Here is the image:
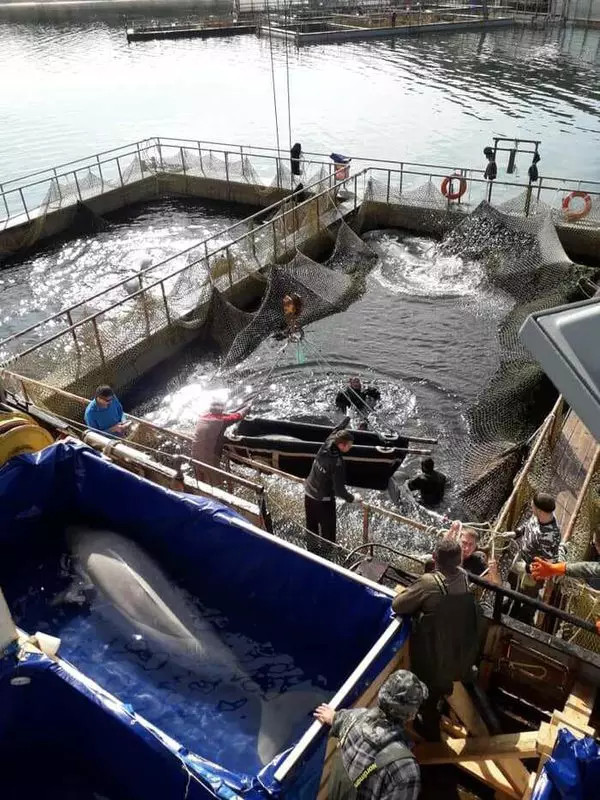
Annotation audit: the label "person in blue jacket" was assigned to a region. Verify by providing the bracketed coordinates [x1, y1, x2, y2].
[84, 385, 129, 437]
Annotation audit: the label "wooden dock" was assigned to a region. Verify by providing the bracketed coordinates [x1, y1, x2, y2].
[126, 23, 255, 43]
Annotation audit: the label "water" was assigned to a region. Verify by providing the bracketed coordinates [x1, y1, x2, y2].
[0, 18, 598, 506]
[11, 547, 327, 776]
[0, 198, 248, 341]
[0, 20, 599, 179]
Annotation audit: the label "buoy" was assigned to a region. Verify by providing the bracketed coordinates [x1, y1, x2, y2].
[441, 174, 468, 201]
[562, 191, 592, 223]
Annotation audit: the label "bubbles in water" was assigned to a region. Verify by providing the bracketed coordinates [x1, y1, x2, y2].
[365, 230, 486, 298]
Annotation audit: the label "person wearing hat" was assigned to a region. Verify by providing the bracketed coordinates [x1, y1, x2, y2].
[192, 400, 249, 482]
[84, 385, 130, 437]
[304, 427, 360, 552]
[335, 376, 381, 416]
[509, 492, 561, 624]
[314, 670, 427, 800]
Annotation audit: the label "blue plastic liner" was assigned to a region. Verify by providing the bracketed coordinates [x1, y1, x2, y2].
[0, 442, 406, 800]
[531, 728, 600, 800]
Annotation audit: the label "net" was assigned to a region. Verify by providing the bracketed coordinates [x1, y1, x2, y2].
[444, 202, 595, 522]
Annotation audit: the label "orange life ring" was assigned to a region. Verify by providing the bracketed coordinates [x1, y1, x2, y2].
[441, 174, 467, 201]
[562, 191, 592, 222]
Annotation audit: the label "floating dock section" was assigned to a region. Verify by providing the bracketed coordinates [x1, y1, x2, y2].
[261, 10, 515, 45]
[126, 22, 256, 43]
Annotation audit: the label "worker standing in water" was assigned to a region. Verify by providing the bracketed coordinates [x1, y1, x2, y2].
[304, 426, 360, 553]
[335, 376, 381, 415]
[407, 457, 447, 508]
[192, 400, 249, 482]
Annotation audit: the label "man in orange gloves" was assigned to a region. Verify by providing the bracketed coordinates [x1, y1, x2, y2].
[531, 529, 600, 632]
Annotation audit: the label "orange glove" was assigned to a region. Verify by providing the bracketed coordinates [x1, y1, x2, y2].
[596, 620, 600, 636]
[530, 558, 566, 581]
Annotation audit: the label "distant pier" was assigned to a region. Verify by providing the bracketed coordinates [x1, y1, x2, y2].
[126, 22, 255, 43]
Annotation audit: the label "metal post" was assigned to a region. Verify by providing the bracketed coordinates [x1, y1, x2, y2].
[136, 143, 144, 176]
[536, 175, 543, 203]
[399, 163, 404, 197]
[362, 503, 370, 545]
[353, 174, 358, 212]
[1, 186, 8, 220]
[160, 280, 171, 325]
[198, 141, 203, 173]
[492, 589, 503, 623]
[73, 171, 83, 202]
[139, 276, 151, 336]
[386, 170, 391, 203]
[19, 189, 30, 221]
[524, 184, 533, 217]
[272, 220, 278, 262]
[180, 146, 186, 176]
[66, 310, 82, 359]
[225, 245, 233, 288]
[96, 154, 105, 188]
[225, 152, 230, 184]
[116, 157, 124, 187]
[91, 317, 106, 367]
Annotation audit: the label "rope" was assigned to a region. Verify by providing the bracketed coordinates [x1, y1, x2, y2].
[265, 4, 282, 165]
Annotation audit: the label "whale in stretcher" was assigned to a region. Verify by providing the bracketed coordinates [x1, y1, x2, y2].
[65, 527, 325, 766]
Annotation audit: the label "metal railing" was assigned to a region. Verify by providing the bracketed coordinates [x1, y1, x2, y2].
[4, 135, 600, 226]
[0, 169, 362, 372]
[0, 138, 330, 227]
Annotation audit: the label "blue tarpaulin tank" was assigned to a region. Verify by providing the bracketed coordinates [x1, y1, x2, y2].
[0, 442, 407, 800]
[531, 728, 600, 800]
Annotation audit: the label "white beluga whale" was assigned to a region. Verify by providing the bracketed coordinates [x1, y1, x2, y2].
[65, 527, 326, 766]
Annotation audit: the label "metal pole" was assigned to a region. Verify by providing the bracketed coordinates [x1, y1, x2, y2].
[399, 162, 404, 197]
[139, 276, 151, 336]
[386, 170, 391, 203]
[198, 141, 203, 173]
[225, 151, 230, 184]
[91, 317, 106, 367]
[272, 220, 278, 262]
[116, 157, 124, 187]
[19, 189, 30, 221]
[362, 503, 370, 545]
[160, 280, 171, 326]
[180, 146, 186, 176]
[1, 186, 8, 220]
[65, 310, 82, 359]
[353, 174, 358, 212]
[225, 245, 233, 288]
[73, 171, 83, 203]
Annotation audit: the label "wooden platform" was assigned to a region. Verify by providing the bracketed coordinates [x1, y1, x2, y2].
[126, 23, 255, 42]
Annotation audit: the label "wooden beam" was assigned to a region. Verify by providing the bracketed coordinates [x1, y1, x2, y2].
[551, 710, 594, 738]
[414, 732, 539, 765]
[447, 682, 532, 796]
[457, 760, 520, 799]
[563, 681, 596, 730]
[536, 723, 559, 757]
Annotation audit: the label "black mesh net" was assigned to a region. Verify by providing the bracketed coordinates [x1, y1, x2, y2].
[445, 203, 596, 521]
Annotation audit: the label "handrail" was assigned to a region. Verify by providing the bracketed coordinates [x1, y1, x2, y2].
[1, 168, 362, 363]
[0, 167, 334, 351]
[3, 134, 600, 211]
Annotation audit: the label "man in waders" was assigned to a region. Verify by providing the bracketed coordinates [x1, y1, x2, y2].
[314, 670, 427, 800]
[392, 539, 484, 741]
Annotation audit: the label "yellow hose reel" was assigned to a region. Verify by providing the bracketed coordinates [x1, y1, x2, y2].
[0, 412, 54, 468]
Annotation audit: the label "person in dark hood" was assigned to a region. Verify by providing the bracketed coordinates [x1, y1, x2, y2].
[335, 376, 381, 415]
[290, 142, 302, 177]
[407, 457, 447, 508]
[314, 670, 427, 800]
[304, 427, 359, 550]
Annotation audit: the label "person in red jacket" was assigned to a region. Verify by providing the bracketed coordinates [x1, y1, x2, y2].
[192, 400, 249, 482]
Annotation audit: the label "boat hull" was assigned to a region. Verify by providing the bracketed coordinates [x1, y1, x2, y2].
[224, 417, 410, 490]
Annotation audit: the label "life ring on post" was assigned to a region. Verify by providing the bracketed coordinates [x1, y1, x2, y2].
[562, 191, 592, 223]
[441, 174, 467, 201]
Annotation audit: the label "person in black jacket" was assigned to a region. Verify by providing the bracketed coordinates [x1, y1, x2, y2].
[304, 429, 359, 551]
[335, 376, 381, 415]
[407, 458, 447, 508]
